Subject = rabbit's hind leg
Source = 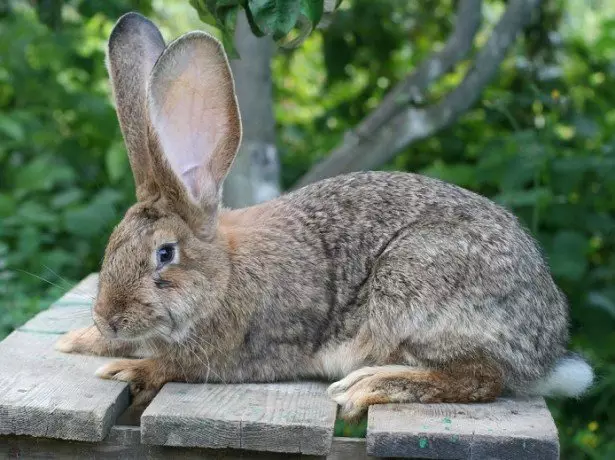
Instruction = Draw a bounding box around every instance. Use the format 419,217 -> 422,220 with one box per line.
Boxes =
327,362 -> 502,421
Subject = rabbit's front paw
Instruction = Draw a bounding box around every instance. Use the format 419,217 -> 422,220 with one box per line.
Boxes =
55,326 -> 132,357
55,326 -> 102,355
96,358 -> 165,406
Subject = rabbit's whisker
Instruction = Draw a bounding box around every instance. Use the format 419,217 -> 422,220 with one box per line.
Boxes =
41,265 -> 97,301
184,334 -> 225,384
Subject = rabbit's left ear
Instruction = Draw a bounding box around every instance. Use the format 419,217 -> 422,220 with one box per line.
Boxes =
106,12 -> 165,200
147,31 -> 242,212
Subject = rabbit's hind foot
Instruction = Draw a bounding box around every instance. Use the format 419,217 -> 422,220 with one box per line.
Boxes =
327,363 -> 503,421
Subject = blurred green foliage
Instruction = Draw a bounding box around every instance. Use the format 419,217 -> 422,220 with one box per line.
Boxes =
0,0 -> 614,457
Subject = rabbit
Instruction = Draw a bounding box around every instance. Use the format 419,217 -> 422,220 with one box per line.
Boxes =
55,12 -> 594,420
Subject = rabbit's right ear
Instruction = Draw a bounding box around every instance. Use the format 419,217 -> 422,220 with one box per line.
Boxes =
106,13 -> 165,199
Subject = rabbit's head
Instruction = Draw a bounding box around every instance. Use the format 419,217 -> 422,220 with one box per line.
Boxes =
92,13 -> 241,342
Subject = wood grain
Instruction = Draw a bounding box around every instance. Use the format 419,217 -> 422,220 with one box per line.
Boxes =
0,273 -> 130,442
327,437 -> 377,460
2,430 -> 375,459
17,305 -> 93,335
366,397 -> 559,459
0,331 -> 129,441
142,382 -> 338,455
1,427 -> 313,459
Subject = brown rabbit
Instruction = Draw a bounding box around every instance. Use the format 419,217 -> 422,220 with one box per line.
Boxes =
56,12 -> 593,420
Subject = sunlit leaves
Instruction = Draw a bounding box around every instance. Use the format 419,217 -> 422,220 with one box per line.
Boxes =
189,0 -> 240,57
0,114 -> 25,141
188,0 -> 341,55
548,231 -> 589,281
105,142 -> 129,183
0,5 -> 133,337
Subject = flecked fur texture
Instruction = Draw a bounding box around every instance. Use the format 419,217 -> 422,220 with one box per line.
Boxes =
57,12 -> 592,419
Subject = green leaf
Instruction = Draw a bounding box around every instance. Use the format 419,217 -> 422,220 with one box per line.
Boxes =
15,202 -> 58,227
588,291 -> 615,319
0,114 -> 25,141
50,189 -> 84,209
63,189 -> 122,238
105,142 -> 128,183
494,188 -> 552,208
300,0 -> 323,25
16,226 -> 41,259
244,5 -> 267,37
548,231 -> 588,281
14,157 -> 75,195
189,0 -> 219,27
0,193 -> 16,218
188,0 -> 334,52
188,0 -> 241,58
219,5 -> 240,59
248,0 -> 301,40
40,249 -> 75,275
421,162 -> 478,188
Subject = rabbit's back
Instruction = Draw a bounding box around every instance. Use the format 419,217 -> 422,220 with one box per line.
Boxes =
225,171 -> 568,391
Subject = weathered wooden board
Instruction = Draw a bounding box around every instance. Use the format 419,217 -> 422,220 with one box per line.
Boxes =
1,429 -> 373,459
366,397 -> 559,459
327,437 -> 377,460
141,382 -> 338,456
1,427 -> 309,459
0,273 -> 130,442
0,331 -> 130,441
16,305 -> 93,335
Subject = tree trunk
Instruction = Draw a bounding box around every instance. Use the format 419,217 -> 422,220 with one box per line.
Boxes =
223,12 -> 280,209
294,0 -> 542,189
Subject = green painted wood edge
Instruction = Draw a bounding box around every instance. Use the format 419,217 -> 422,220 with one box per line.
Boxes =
50,301 -> 93,308
16,327 -> 66,335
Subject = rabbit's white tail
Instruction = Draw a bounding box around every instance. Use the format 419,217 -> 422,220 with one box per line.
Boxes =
531,353 -> 594,397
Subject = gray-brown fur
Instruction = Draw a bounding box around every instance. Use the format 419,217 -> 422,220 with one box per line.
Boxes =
56,12 -> 591,419
214,171 -> 569,387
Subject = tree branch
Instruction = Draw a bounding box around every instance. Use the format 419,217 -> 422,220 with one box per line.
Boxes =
294,0 -> 541,189
354,0 -> 483,140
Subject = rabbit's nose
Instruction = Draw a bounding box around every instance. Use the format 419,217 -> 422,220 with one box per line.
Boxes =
108,316 -> 121,333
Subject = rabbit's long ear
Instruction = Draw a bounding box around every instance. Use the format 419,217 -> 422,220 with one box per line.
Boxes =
147,31 -> 242,213
106,13 -> 165,199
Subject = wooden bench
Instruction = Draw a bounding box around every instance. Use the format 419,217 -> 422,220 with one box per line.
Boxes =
0,274 -> 560,459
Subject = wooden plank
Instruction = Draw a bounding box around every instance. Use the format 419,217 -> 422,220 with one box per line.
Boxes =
115,404 -> 375,459
0,272 -> 129,442
0,331 -> 129,441
0,429 -> 312,459
17,305 -> 93,335
327,437 -> 376,460
141,382 -> 338,455
1,431 -> 372,459
366,397 -> 559,459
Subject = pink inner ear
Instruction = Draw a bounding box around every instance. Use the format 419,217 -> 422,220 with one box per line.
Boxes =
149,42 -> 232,202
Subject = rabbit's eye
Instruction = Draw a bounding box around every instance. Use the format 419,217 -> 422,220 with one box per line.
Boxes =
156,243 -> 177,267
